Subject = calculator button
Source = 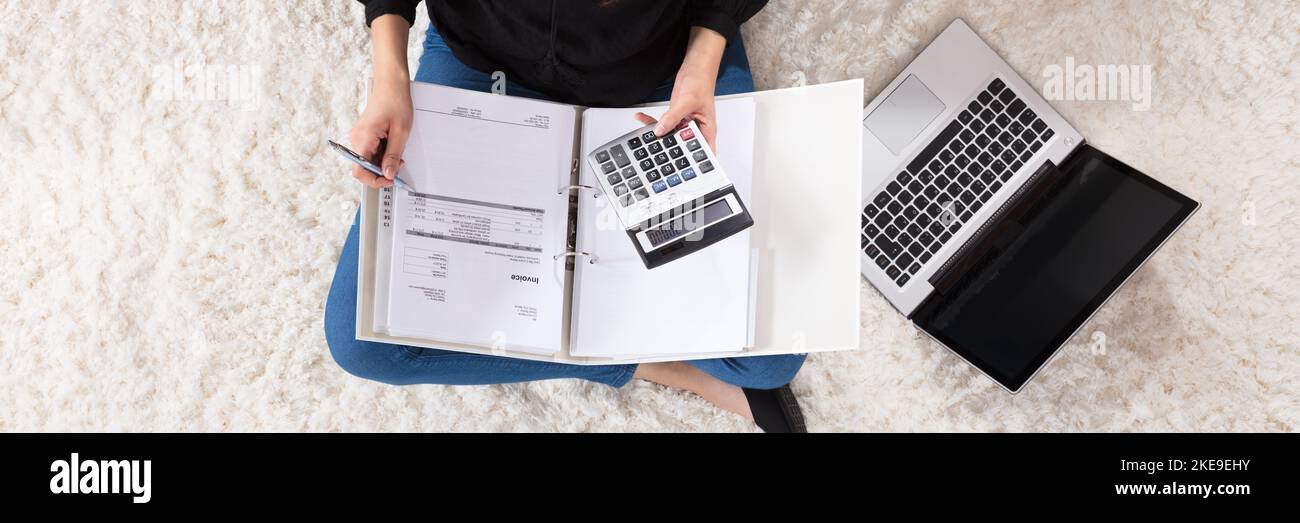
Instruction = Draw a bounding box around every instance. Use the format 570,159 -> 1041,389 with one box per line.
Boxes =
641,131 -> 657,143
639,159 -> 654,170
633,188 -> 650,201
680,167 -> 696,181
610,144 -> 630,167
651,180 -> 668,193
666,175 -> 682,187
653,152 -> 669,165
627,177 -> 643,190
601,162 -> 615,174
633,148 -> 649,160
613,184 -> 629,196
692,150 -> 707,162
674,157 -> 689,169
648,142 -> 663,153
620,193 -> 635,207
661,164 -> 676,176
668,146 -> 683,159
645,169 -> 661,181
621,166 -> 635,178
663,135 -> 677,147
628,137 -> 642,149
699,161 -> 714,173
680,128 -> 695,141
606,173 -> 622,185
595,150 -> 610,163
685,139 -> 701,151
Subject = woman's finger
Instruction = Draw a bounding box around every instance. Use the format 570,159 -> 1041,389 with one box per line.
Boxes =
353,164 -> 390,189
634,112 -> 657,125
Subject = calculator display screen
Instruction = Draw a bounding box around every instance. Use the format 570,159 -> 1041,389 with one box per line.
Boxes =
646,199 -> 733,247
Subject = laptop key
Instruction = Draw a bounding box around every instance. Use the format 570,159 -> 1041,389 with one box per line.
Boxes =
998,87 -> 1016,104
990,180 -> 1003,193
978,91 -> 993,104
1011,139 -> 1027,154
896,273 -> 910,286
875,255 -> 889,269
898,191 -> 914,205
864,203 -> 880,217
897,252 -> 915,270
969,118 -> 985,133
887,181 -> 902,195
886,265 -> 901,280
1041,128 -> 1055,141
957,110 -> 973,124
865,244 -> 880,258
873,191 -> 891,208
989,99 -> 1005,113
1007,99 -> 1026,118
886,201 -> 903,215
876,237 -> 903,258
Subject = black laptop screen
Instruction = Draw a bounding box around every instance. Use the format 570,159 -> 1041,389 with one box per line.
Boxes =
911,147 -> 1197,392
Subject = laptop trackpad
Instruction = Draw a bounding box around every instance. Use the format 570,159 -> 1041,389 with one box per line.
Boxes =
864,75 -> 945,155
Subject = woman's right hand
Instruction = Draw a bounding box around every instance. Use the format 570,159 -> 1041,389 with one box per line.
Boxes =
348,14 -> 413,189
347,76 -> 412,189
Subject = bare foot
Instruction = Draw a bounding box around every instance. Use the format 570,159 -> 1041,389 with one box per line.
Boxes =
633,362 -> 752,420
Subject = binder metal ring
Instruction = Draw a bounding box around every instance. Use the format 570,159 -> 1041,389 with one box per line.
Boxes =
554,251 -> 598,264
557,184 -> 593,195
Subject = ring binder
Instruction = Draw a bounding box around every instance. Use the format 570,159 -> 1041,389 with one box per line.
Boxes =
554,251 -> 598,263
557,184 -> 594,195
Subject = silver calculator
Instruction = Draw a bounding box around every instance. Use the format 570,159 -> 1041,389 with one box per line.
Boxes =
586,120 -> 754,269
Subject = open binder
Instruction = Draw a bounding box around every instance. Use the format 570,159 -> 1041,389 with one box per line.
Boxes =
355,79 -> 864,364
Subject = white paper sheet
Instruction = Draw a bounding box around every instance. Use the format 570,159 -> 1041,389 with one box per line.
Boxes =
383,83 -> 576,353
570,98 -> 757,357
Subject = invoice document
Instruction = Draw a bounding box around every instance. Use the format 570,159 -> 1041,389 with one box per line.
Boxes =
381,84 -> 576,353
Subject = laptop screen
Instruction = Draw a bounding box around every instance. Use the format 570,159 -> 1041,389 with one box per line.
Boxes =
911,146 -> 1198,392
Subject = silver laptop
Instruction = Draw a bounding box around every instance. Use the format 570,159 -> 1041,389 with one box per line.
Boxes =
860,19 -> 1199,392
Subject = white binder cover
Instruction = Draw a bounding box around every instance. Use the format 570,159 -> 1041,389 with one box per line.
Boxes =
354,79 -> 863,364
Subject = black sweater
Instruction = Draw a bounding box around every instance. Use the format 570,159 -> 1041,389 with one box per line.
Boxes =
359,0 -> 766,107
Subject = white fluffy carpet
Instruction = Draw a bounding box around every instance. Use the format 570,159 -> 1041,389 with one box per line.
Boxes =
1,0 -> 1296,432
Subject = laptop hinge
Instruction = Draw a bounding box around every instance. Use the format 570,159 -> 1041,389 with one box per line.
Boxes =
926,160 -> 1064,297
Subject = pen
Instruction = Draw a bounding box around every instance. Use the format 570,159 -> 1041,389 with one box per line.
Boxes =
327,139 -> 417,192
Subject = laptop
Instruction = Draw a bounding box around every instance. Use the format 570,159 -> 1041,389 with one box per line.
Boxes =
859,19 -> 1199,393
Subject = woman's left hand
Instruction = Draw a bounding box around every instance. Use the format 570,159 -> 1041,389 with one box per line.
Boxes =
635,27 -> 727,151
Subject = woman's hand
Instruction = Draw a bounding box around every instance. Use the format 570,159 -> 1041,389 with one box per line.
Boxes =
635,27 -> 728,150
348,15 -> 412,189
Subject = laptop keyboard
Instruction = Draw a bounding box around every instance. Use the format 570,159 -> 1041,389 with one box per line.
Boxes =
862,78 -> 1056,288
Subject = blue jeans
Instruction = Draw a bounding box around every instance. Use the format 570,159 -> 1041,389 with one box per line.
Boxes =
324,27 -> 805,389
